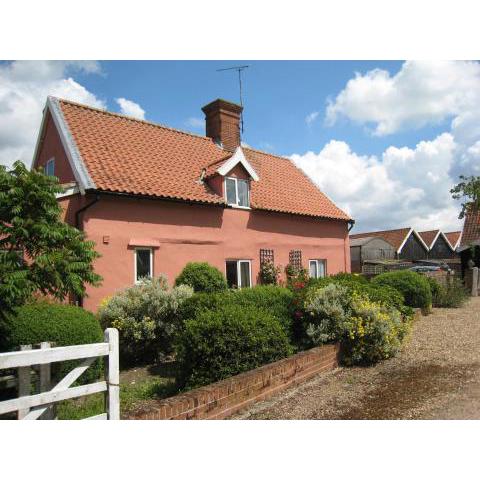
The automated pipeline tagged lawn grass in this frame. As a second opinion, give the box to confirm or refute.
[56,362,179,419]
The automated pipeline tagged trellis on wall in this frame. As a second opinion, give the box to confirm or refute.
[260,248,274,266]
[289,249,302,271]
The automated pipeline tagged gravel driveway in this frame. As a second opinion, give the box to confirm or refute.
[234,297,480,420]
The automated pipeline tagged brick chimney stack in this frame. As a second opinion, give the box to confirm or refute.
[201,99,243,151]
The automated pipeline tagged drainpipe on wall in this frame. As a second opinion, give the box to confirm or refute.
[74,194,100,307]
[75,194,100,230]
[345,220,355,272]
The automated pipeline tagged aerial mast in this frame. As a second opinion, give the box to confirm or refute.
[216,64,250,134]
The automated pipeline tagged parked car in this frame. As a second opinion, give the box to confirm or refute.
[410,265,441,273]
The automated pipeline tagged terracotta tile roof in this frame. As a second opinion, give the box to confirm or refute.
[350,227,412,252]
[444,231,462,249]
[460,208,480,248]
[418,230,440,249]
[58,99,350,221]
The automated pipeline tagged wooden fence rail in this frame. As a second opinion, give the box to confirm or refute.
[0,328,119,420]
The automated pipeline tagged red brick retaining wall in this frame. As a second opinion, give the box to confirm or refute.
[127,343,340,420]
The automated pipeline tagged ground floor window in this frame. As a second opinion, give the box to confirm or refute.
[135,248,153,283]
[309,259,326,278]
[226,259,252,288]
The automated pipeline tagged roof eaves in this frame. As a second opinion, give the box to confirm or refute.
[47,96,96,194]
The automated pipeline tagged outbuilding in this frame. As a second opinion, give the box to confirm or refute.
[350,236,396,273]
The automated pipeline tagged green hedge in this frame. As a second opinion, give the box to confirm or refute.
[179,285,295,338]
[1,302,103,384]
[174,262,228,293]
[176,303,293,388]
[372,270,432,310]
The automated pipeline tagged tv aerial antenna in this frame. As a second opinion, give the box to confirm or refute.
[216,64,250,134]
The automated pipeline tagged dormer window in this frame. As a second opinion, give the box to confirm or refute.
[225,177,250,208]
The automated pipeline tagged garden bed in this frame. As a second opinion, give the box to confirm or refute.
[56,362,178,420]
[126,343,340,420]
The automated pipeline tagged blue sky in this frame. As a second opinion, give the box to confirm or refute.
[1,60,479,232]
[73,60,448,158]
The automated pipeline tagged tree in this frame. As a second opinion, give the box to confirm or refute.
[0,161,102,318]
[450,175,480,219]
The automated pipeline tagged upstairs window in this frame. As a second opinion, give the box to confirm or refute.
[44,158,55,177]
[135,248,153,283]
[309,259,326,279]
[226,260,252,288]
[225,177,250,208]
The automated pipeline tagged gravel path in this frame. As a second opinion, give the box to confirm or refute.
[234,297,480,420]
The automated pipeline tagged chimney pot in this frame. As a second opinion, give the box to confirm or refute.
[201,99,243,151]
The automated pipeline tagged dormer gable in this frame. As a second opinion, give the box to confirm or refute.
[203,147,259,208]
[217,147,259,181]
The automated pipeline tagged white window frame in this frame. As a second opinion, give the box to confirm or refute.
[225,176,250,208]
[225,259,252,288]
[44,157,55,176]
[309,259,327,279]
[134,248,153,284]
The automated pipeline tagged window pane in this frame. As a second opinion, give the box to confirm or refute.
[239,261,251,288]
[237,179,249,207]
[226,178,237,205]
[226,261,238,288]
[309,260,317,278]
[318,260,326,278]
[45,160,55,176]
[136,249,151,281]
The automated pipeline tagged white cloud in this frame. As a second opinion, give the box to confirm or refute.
[115,97,145,120]
[0,60,105,169]
[305,111,319,126]
[185,117,204,129]
[304,60,480,232]
[291,134,463,232]
[326,61,480,136]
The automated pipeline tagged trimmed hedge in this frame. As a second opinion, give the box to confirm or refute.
[0,302,103,384]
[174,262,228,293]
[179,285,295,338]
[176,303,293,388]
[372,270,432,310]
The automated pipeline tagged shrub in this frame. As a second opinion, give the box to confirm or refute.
[0,301,103,384]
[303,284,411,365]
[342,294,412,365]
[329,272,369,285]
[176,303,293,388]
[179,285,295,339]
[426,276,444,304]
[174,262,228,293]
[230,286,295,336]
[372,270,432,310]
[259,259,281,285]
[285,265,309,289]
[304,283,351,345]
[430,276,468,308]
[350,282,406,311]
[178,291,227,323]
[98,276,193,365]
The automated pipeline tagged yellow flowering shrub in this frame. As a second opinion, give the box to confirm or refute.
[304,286,412,365]
[342,293,412,365]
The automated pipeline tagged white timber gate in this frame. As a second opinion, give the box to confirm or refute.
[0,328,119,420]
